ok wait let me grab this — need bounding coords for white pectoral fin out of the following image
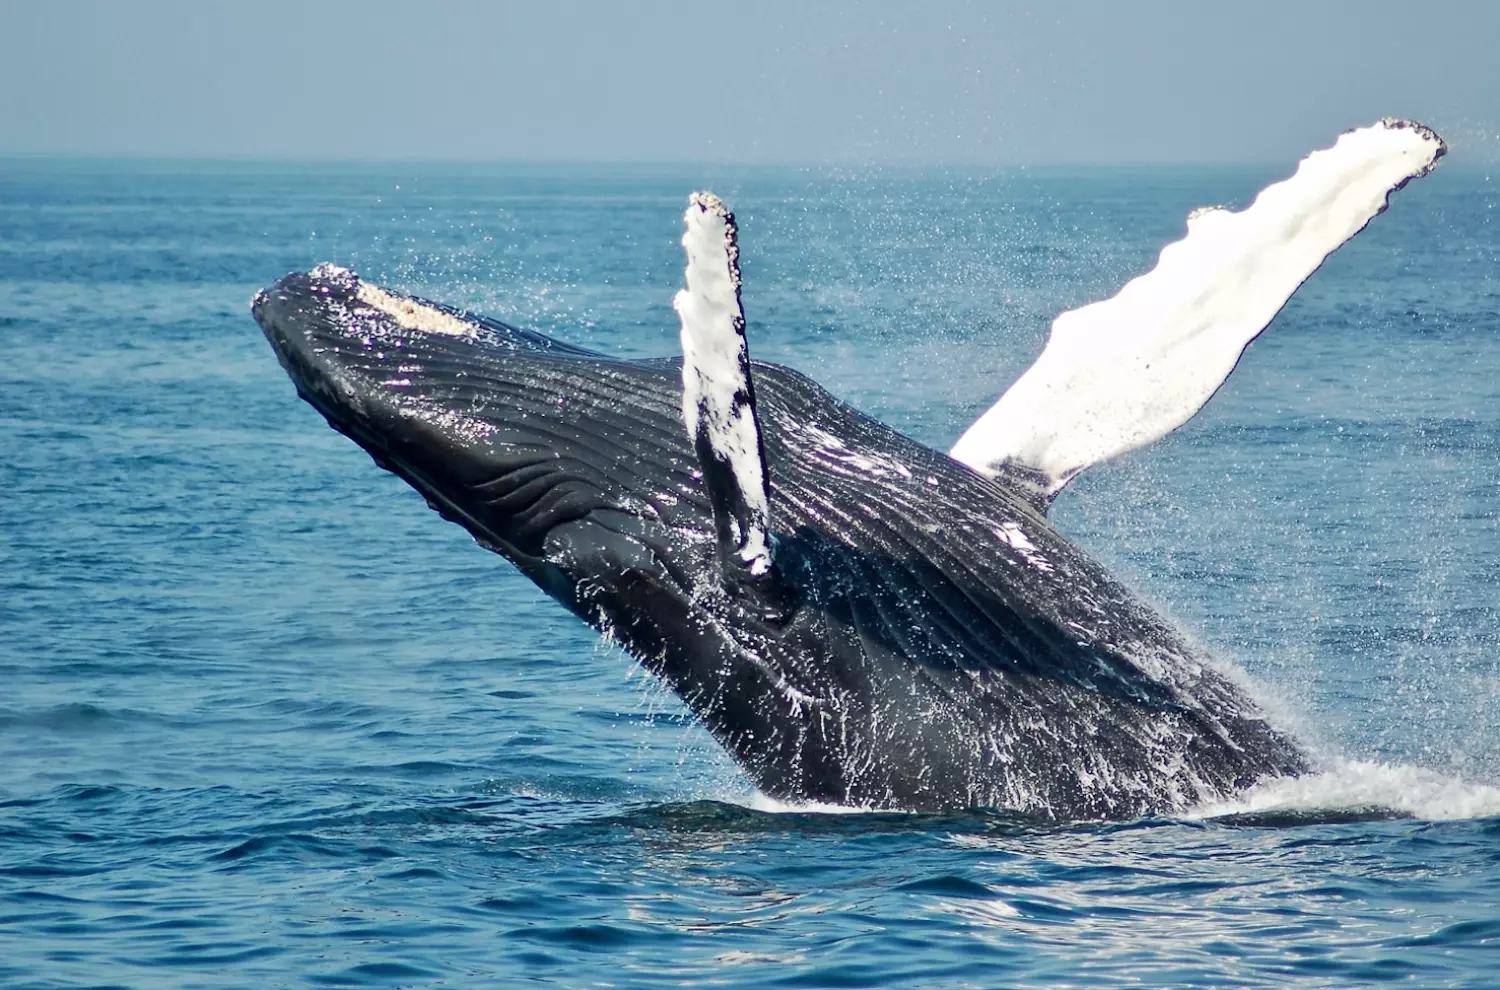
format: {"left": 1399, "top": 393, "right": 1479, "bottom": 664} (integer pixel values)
{"left": 950, "top": 119, "right": 1446, "bottom": 504}
{"left": 674, "top": 192, "right": 774, "bottom": 578}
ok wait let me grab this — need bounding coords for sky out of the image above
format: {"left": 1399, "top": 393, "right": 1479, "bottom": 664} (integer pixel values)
{"left": 1, "top": 0, "right": 1497, "bottom": 165}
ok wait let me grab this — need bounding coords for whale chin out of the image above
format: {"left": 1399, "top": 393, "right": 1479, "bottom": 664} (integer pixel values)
{"left": 253, "top": 263, "right": 1311, "bottom": 820}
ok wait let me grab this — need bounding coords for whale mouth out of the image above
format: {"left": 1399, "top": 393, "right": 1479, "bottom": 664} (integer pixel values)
{"left": 252, "top": 265, "right": 619, "bottom": 563}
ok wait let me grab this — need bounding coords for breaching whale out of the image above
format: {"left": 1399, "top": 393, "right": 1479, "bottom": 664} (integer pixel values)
{"left": 253, "top": 119, "right": 1444, "bottom": 819}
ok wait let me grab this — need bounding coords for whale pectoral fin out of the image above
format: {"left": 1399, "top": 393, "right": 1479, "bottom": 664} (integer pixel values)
{"left": 674, "top": 192, "right": 776, "bottom": 585}
{"left": 950, "top": 118, "right": 1446, "bottom": 507}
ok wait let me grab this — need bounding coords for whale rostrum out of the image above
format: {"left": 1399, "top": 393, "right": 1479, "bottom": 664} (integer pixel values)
{"left": 253, "top": 119, "right": 1444, "bottom": 819}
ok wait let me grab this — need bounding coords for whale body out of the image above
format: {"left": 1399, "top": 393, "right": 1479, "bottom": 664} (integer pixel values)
{"left": 253, "top": 120, "right": 1444, "bottom": 819}
{"left": 253, "top": 265, "right": 1308, "bottom": 819}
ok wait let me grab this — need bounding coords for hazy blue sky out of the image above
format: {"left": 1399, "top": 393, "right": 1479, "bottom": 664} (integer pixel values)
{"left": 2, "top": 0, "right": 1496, "bottom": 164}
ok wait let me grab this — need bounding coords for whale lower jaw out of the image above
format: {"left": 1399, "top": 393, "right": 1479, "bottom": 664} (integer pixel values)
{"left": 253, "top": 266, "right": 1311, "bottom": 820}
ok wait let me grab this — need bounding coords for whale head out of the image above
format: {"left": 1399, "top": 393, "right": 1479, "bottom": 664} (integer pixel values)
{"left": 253, "top": 264, "right": 711, "bottom": 622}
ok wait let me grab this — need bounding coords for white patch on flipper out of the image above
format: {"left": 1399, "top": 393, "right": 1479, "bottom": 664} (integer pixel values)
{"left": 674, "top": 193, "right": 773, "bottom": 576}
{"left": 951, "top": 118, "right": 1446, "bottom": 498}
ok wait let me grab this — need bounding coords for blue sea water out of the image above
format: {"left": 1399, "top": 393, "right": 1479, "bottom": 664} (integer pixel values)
{"left": 2, "top": 155, "right": 1499, "bottom": 988}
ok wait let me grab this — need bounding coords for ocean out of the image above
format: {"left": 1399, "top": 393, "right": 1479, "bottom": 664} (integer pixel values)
{"left": 2, "top": 156, "right": 1498, "bottom": 987}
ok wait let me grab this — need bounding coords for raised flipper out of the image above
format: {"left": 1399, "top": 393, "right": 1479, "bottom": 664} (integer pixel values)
{"left": 950, "top": 118, "right": 1446, "bottom": 509}
{"left": 674, "top": 192, "right": 775, "bottom": 580}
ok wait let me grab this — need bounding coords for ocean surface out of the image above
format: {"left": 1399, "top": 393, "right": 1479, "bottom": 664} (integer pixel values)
{"left": 2, "top": 155, "right": 1499, "bottom": 988}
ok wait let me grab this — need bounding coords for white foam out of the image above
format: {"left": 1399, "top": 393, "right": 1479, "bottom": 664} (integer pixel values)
{"left": 674, "top": 192, "right": 773, "bottom": 576}
{"left": 951, "top": 119, "right": 1446, "bottom": 499}
{"left": 742, "top": 763, "right": 1500, "bottom": 823}
{"left": 745, "top": 791, "right": 875, "bottom": 815}
{"left": 1189, "top": 759, "right": 1500, "bottom": 822}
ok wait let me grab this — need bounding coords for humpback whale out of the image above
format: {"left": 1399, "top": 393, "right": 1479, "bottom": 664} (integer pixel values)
{"left": 253, "top": 120, "right": 1444, "bottom": 819}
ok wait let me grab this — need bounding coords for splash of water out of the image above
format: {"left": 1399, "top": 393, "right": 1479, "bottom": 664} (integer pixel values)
{"left": 1190, "top": 759, "right": 1500, "bottom": 822}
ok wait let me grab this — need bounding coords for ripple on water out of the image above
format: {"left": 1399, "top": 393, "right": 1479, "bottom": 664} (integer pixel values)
{"left": 2, "top": 162, "right": 1500, "bottom": 988}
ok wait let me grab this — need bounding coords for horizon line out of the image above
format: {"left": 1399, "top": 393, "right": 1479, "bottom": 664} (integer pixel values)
{"left": 0, "top": 150, "right": 1336, "bottom": 170}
